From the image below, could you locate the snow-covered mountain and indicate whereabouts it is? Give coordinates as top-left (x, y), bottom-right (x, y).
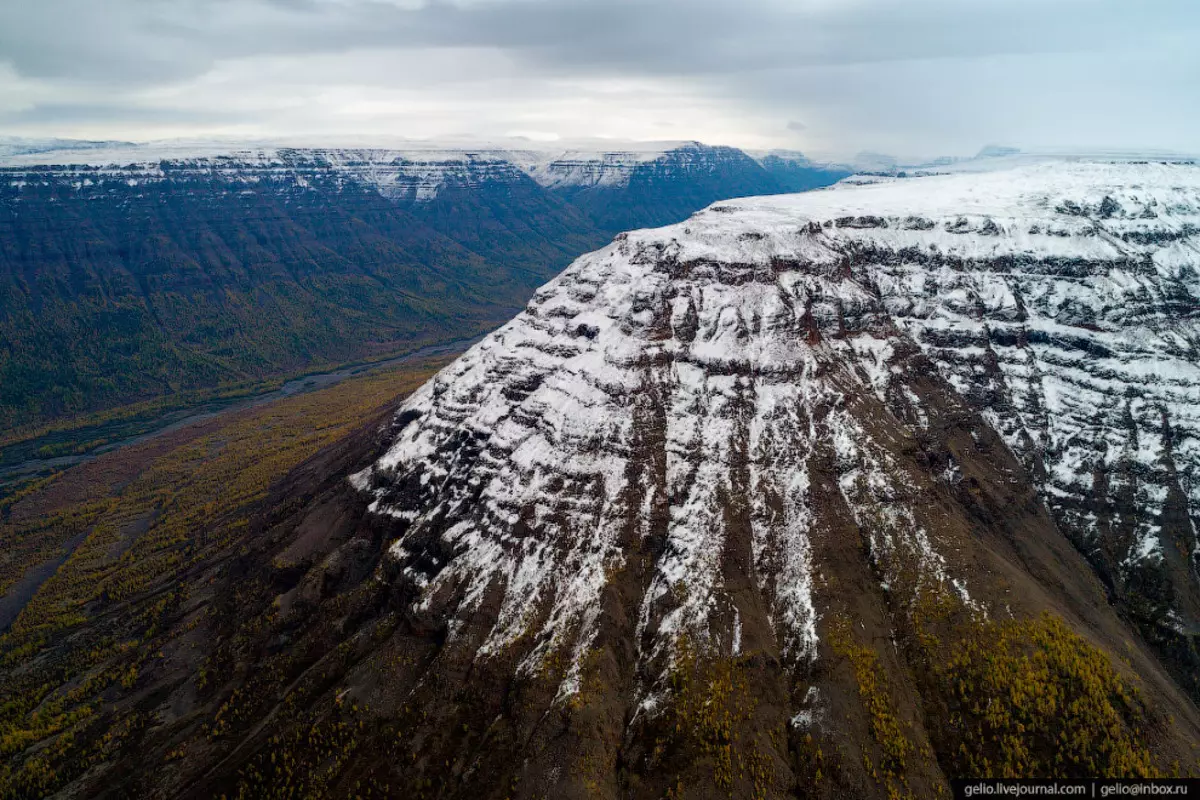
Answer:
top-left (0, 139), bottom-right (845, 205)
top-left (347, 161), bottom-right (1200, 793)
top-left (0, 145), bottom-right (536, 198)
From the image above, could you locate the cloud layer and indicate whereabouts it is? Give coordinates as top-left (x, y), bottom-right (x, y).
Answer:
top-left (2, 0), bottom-right (1197, 156)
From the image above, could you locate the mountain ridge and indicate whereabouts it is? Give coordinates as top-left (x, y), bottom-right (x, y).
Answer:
top-left (0, 140), bottom-right (850, 204)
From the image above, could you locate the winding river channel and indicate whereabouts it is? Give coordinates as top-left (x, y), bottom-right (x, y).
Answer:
top-left (1, 336), bottom-right (477, 484)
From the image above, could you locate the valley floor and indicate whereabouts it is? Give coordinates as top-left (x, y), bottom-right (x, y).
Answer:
top-left (0, 356), bottom-right (450, 798)
top-left (0, 337), bottom-right (478, 506)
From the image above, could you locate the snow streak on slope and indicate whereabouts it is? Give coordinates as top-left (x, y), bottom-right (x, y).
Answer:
top-left (760, 165), bottom-right (1200, 582)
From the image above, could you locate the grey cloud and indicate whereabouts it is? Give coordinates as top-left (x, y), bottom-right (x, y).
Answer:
top-left (4, 0), bottom-right (1197, 85)
top-left (0, 0), bottom-right (1197, 154)
top-left (0, 102), bottom-right (251, 127)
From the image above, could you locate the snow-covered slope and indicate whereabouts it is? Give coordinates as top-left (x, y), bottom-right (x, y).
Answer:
top-left (353, 161), bottom-right (1200, 704)
top-left (745, 165), bottom-right (1200, 589)
top-left (0, 146), bottom-right (540, 199)
top-left (0, 140), bottom-right (730, 198)
top-left (0, 139), bottom-right (836, 203)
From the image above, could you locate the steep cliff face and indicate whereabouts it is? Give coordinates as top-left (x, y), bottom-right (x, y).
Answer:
top-left (548, 143), bottom-right (789, 233)
top-left (344, 161), bottom-right (1200, 794)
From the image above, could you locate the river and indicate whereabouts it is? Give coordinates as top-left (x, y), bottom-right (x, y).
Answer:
top-left (0, 336), bottom-right (477, 484)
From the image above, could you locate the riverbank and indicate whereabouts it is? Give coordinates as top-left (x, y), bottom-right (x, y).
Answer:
top-left (0, 336), bottom-right (478, 501)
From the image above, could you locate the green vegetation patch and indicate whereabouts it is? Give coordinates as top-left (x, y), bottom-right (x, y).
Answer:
top-left (930, 613), bottom-right (1158, 779)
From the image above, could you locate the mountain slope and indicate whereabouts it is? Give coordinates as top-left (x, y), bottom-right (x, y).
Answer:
top-left (0, 168), bottom-right (521, 430)
top-left (381, 157), bottom-right (610, 280)
top-left (730, 164), bottom-right (1200, 696)
top-left (754, 151), bottom-right (854, 192)
top-left (344, 161), bottom-right (1200, 795)
top-left (549, 143), bottom-right (787, 233)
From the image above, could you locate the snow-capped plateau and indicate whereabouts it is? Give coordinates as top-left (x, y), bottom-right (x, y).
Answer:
top-left (0, 138), bottom-right (842, 201)
top-left (352, 160), bottom-right (1200, 704)
top-left (0, 145), bottom-right (542, 200)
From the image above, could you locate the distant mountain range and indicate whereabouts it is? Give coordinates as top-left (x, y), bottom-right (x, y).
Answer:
top-left (0, 140), bottom-right (852, 431)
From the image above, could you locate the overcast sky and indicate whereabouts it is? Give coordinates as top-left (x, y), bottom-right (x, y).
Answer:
top-left (1, 0), bottom-right (1197, 158)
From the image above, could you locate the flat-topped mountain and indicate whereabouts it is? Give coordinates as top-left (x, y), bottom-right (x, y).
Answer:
top-left (0, 140), bottom-right (846, 208)
top-left (0, 141), bottom-right (848, 433)
top-left (347, 161), bottom-right (1200, 795)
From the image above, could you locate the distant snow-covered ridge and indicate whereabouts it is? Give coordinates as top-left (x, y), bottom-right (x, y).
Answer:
top-left (0, 140), bottom-right (841, 199)
top-left (6, 138), bottom-right (1193, 203)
